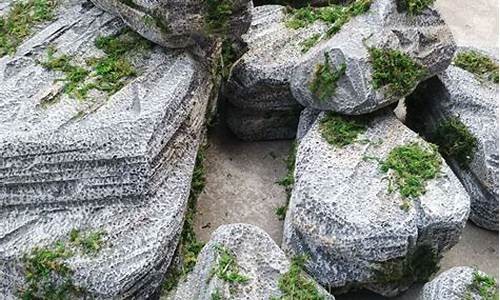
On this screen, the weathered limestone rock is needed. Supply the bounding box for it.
[167,223,334,300]
[418,267,498,300]
[90,0,253,50]
[290,0,456,115]
[0,1,215,299]
[282,111,470,296]
[405,47,499,231]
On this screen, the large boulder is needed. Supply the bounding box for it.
[166,223,334,300]
[290,0,456,115]
[282,110,470,296]
[90,0,253,50]
[418,267,498,300]
[0,1,215,298]
[405,47,499,231]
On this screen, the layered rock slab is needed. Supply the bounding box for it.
[406,47,499,231]
[0,1,215,298]
[290,0,456,114]
[418,266,498,300]
[167,223,334,300]
[282,111,470,296]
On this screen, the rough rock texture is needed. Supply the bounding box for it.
[290,0,456,115]
[418,266,495,300]
[282,111,470,296]
[406,47,499,231]
[167,223,334,300]
[0,1,215,299]
[90,0,253,50]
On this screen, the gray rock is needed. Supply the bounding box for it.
[296,108,320,142]
[418,267,497,300]
[290,0,456,115]
[90,0,253,50]
[0,1,215,299]
[167,223,334,300]
[405,47,499,231]
[282,111,470,296]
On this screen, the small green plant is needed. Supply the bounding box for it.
[276,143,297,220]
[430,116,478,168]
[309,53,346,101]
[211,245,250,284]
[465,271,499,300]
[319,112,368,147]
[454,50,499,83]
[380,143,441,198]
[272,256,325,300]
[69,229,106,254]
[211,289,225,300]
[300,34,321,53]
[0,0,57,56]
[398,0,435,15]
[369,47,427,96]
[205,0,234,33]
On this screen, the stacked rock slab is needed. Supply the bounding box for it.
[290,0,456,115]
[282,111,470,296]
[418,267,498,300]
[166,223,334,300]
[406,47,499,231]
[224,5,329,140]
[0,1,215,299]
[90,0,253,50]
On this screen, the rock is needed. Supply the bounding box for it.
[167,223,334,300]
[290,0,456,115]
[90,0,253,50]
[0,1,215,298]
[405,47,499,231]
[418,267,498,300]
[282,110,470,296]
[296,108,320,142]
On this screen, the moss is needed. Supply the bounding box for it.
[276,142,297,220]
[465,271,499,300]
[211,245,250,284]
[429,116,478,168]
[309,53,346,101]
[369,47,427,97]
[285,0,372,37]
[397,0,435,15]
[0,0,57,57]
[68,229,107,254]
[319,112,368,147]
[272,256,325,300]
[300,34,321,53]
[380,143,441,198]
[453,50,499,83]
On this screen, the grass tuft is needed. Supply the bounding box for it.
[309,53,346,101]
[380,143,441,198]
[300,33,321,53]
[211,245,250,284]
[276,143,297,220]
[369,47,427,97]
[0,0,57,57]
[319,112,367,147]
[272,256,325,300]
[398,0,435,15]
[465,271,499,300]
[68,229,106,254]
[205,0,234,34]
[453,50,499,83]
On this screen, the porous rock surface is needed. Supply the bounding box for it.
[282,111,470,296]
[290,0,456,115]
[0,1,215,298]
[166,223,334,300]
[418,266,494,300]
[405,47,499,231]
[90,0,253,50]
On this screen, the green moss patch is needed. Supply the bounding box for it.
[285,0,372,37]
[69,229,106,254]
[380,143,441,198]
[453,50,499,83]
[276,142,297,220]
[465,271,499,300]
[271,256,325,300]
[0,0,57,57]
[309,53,346,101]
[397,0,435,15]
[319,112,368,147]
[369,47,427,97]
[430,116,478,168]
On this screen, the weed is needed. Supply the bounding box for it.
[276,142,297,220]
[309,53,346,101]
[369,47,427,96]
[300,34,321,53]
[453,50,499,83]
[0,0,57,56]
[398,0,435,15]
[69,229,106,254]
[380,143,441,198]
[319,112,368,147]
[211,245,249,284]
[211,289,225,300]
[220,38,238,79]
[205,0,234,33]
[272,256,325,300]
[465,271,499,300]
